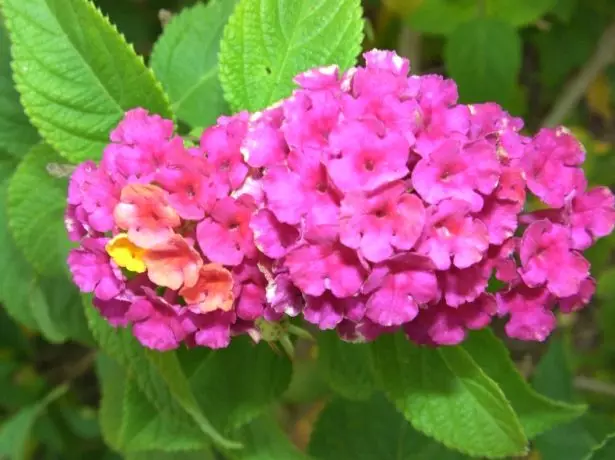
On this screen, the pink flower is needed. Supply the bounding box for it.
[265,273,304,318]
[327,120,409,192]
[155,156,215,220]
[404,294,497,346]
[440,263,490,307]
[412,139,500,211]
[196,196,256,266]
[113,184,181,249]
[241,106,287,168]
[497,283,556,342]
[109,108,174,145]
[181,310,235,349]
[67,238,125,300]
[475,168,525,245]
[362,254,439,326]
[559,277,595,313]
[67,161,119,233]
[200,112,249,195]
[304,292,366,330]
[263,162,340,228]
[250,209,300,258]
[418,199,489,270]
[569,187,615,250]
[519,220,590,298]
[126,298,186,351]
[521,127,586,208]
[142,234,203,290]
[340,181,425,263]
[285,242,366,298]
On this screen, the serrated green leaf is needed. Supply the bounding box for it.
[406,0,556,35]
[0,158,38,329]
[2,0,172,163]
[0,384,67,460]
[29,276,92,344]
[96,354,125,450]
[96,353,210,453]
[316,330,375,400]
[219,0,364,112]
[121,376,211,452]
[584,433,615,460]
[309,394,466,460]
[7,144,72,276]
[445,18,521,105]
[176,337,292,432]
[0,19,39,158]
[462,329,586,439]
[84,299,238,450]
[370,333,528,458]
[228,414,312,460]
[150,0,237,127]
[532,338,601,460]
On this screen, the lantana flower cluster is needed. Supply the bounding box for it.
[66,49,615,351]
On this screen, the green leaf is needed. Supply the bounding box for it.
[127,450,215,460]
[2,0,172,163]
[585,434,615,460]
[370,333,528,458]
[0,158,37,329]
[309,394,466,460]
[552,0,578,22]
[406,0,556,35]
[96,353,210,453]
[532,338,602,460]
[462,329,586,439]
[29,276,92,344]
[177,337,292,432]
[150,0,237,127]
[7,144,72,276]
[316,330,375,400]
[120,376,211,452]
[0,19,39,158]
[229,414,311,460]
[219,0,364,112]
[0,385,68,460]
[84,300,238,450]
[445,18,522,105]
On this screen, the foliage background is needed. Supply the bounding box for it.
[1,0,615,458]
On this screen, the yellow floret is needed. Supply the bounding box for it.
[105,233,146,273]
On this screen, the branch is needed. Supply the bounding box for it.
[397,26,421,74]
[574,376,615,397]
[541,19,615,128]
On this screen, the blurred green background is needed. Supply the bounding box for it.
[2,0,615,458]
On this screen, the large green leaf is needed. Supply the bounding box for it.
[176,338,292,432]
[0,158,37,329]
[370,333,528,458]
[316,331,375,400]
[0,385,67,460]
[150,0,237,127]
[96,353,210,453]
[532,338,605,460]
[309,394,465,460]
[585,434,615,460]
[462,330,586,438]
[127,451,215,460]
[85,300,238,450]
[0,20,39,158]
[2,0,172,163]
[406,0,557,35]
[445,18,522,105]
[7,144,71,276]
[228,414,312,460]
[219,0,364,112]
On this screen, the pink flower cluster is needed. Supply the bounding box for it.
[66,49,615,350]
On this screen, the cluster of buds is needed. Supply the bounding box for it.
[66,49,615,351]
